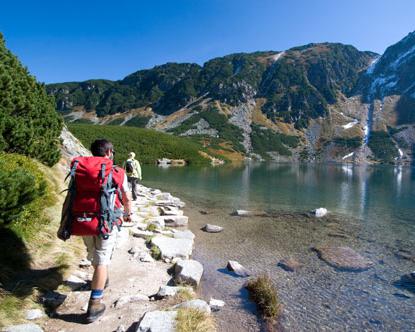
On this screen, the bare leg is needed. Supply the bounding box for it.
[91,264,107,290]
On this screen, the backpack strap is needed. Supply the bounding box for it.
[98,165,123,239]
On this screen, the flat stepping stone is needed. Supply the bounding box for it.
[173,299,211,314]
[136,310,177,332]
[114,294,149,308]
[156,285,194,298]
[313,246,374,272]
[174,259,204,286]
[173,230,195,240]
[151,236,193,259]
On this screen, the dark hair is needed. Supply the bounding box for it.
[90,139,113,157]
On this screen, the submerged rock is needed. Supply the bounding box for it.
[201,224,223,233]
[136,310,177,332]
[313,246,374,272]
[231,210,268,217]
[278,258,303,272]
[394,272,415,294]
[395,249,415,262]
[227,260,250,277]
[174,259,204,286]
[173,299,211,314]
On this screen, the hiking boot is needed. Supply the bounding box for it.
[86,298,106,323]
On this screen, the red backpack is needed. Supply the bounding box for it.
[58,156,125,240]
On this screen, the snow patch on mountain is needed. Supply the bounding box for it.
[272,52,285,62]
[366,56,380,74]
[342,119,359,129]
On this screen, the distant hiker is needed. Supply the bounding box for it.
[124,152,142,201]
[58,139,132,323]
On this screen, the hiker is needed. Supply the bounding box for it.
[124,152,142,201]
[58,139,132,323]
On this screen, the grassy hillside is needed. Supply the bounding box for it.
[68,124,212,165]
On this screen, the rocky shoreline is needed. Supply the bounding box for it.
[3,185,221,332]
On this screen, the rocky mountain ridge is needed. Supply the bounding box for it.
[47,32,415,164]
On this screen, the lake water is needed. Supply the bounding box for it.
[141,163,415,332]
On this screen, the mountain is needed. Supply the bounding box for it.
[47,33,415,164]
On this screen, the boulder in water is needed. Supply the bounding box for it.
[313,246,374,272]
[313,208,328,217]
[209,298,225,311]
[227,260,250,277]
[231,210,268,217]
[201,224,223,233]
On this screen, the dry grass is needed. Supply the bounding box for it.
[245,275,281,320]
[0,159,85,327]
[174,288,195,302]
[176,308,216,332]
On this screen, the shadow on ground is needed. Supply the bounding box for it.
[0,227,66,306]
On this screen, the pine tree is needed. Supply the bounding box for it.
[0,33,62,166]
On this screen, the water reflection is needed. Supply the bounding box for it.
[142,163,415,228]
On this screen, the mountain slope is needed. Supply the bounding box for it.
[47,34,415,164]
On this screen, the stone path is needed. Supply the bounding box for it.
[6,185,216,332]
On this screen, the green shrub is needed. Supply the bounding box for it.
[68,124,210,165]
[150,245,161,260]
[170,106,245,152]
[124,116,151,128]
[251,124,299,158]
[146,224,157,232]
[368,131,399,162]
[333,136,362,148]
[0,153,53,239]
[0,33,62,166]
[245,275,281,320]
[107,118,124,125]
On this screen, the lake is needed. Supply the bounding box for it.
[141,163,415,331]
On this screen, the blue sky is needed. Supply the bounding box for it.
[0,0,413,83]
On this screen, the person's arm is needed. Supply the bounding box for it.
[121,173,132,220]
[136,160,142,180]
